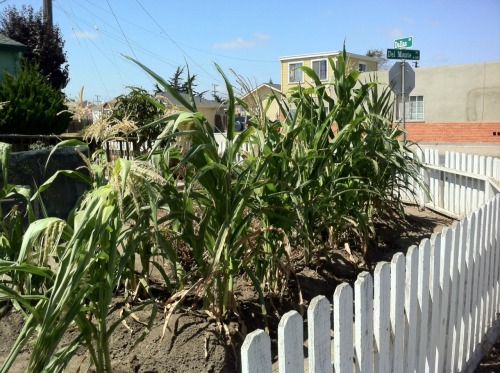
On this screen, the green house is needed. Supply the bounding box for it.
[0,34,27,81]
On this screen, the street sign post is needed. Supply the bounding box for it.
[394,36,413,49]
[387,48,420,60]
[388,37,419,141]
[389,62,415,96]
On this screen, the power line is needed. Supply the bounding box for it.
[133,0,220,84]
[105,0,139,63]
[54,1,270,98]
[55,0,110,99]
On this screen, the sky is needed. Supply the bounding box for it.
[2,0,500,103]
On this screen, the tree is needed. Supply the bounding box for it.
[212,91,224,103]
[111,87,164,146]
[0,62,71,134]
[0,5,69,89]
[366,49,389,70]
[166,66,206,97]
[167,66,185,92]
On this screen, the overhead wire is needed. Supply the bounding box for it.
[54,0,274,98]
[56,2,180,69]
[104,0,155,88]
[133,0,225,91]
[54,0,111,99]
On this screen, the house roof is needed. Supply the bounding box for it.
[279,50,379,62]
[241,83,282,100]
[158,91,222,109]
[0,34,27,52]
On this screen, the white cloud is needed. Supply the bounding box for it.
[213,33,270,49]
[385,28,403,40]
[400,16,415,25]
[71,31,98,39]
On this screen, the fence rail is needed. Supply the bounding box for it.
[422,149,500,218]
[242,149,500,373]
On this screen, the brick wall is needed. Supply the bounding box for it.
[405,122,500,143]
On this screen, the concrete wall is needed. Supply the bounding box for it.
[359,61,500,143]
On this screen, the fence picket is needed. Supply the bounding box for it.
[435,228,452,373]
[479,156,486,205]
[469,208,482,355]
[452,219,468,372]
[483,200,493,334]
[453,153,461,214]
[308,295,331,373]
[460,213,475,368]
[445,222,461,370]
[278,311,304,373]
[459,153,467,215]
[390,252,405,373]
[355,272,373,373]
[443,151,453,211]
[464,153,473,214]
[333,283,353,373]
[374,262,391,373]
[426,233,442,372]
[404,246,419,373]
[480,203,492,337]
[493,198,500,332]
[476,206,488,342]
[487,198,498,329]
[417,239,431,373]
[241,330,272,373]
[472,155,480,210]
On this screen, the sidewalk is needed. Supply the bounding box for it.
[416,142,500,158]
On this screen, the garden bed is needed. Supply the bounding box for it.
[0,205,457,372]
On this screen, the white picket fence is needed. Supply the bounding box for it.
[241,149,500,373]
[214,132,252,162]
[406,148,500,219]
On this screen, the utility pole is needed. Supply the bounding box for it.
[43,0,53,26]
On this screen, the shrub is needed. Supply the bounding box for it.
[0,62,71,134]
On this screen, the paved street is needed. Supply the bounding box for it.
[417,142,500,158]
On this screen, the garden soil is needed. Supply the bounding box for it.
[1,205,498,372]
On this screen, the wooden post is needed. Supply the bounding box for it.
[43,0,53,26]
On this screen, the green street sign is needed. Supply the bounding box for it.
[387,48,420,60]
[394,36,413,49]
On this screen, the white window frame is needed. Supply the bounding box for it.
[311,58,328,81]
[358,62,367,72]
[408,95,424,121]
[288,61,304,84]
[396,95,424,121]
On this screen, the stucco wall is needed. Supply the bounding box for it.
[360,61,500,123]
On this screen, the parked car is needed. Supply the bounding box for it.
[234,115,251,131]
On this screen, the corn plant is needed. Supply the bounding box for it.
[126,58,293,318]
[259,47,427,261]
[1,147,164,371]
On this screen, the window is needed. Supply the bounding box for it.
[312,59,327,80]
[397,95,424,121]
[358,62,367,72]
[409,95,424,121]
[288,62,303,83]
